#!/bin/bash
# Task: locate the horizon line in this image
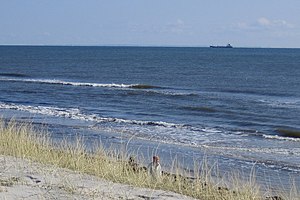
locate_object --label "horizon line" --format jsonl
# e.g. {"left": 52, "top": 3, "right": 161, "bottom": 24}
{"left": 0, "top": 44, "right": 298, "bottom": 49}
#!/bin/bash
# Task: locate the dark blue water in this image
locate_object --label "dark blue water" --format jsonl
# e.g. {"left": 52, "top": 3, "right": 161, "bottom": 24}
{"left": 1, "top": 46, "right": 300, "bottom": 191}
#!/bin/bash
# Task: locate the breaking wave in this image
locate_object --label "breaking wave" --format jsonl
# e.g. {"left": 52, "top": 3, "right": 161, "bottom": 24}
{"left": 0, "top": 77, "right": 160, "bottom": 89}
{"left": 0, "top": 102, "right": 183, "bottom": 129}
{"left": 263, "top": 134, "right": 300, "bottom": 142}
{"left": 0, "top": 102, "right": 225, "bottom": 147}
{"left": 276, "top": 128, "right": 300, "bottom": 138}
{"left": 0, "top": 77, "right": 198, "bottom": 97}
{"left": 0, "top": 73, "right": 28, "bottom": 77}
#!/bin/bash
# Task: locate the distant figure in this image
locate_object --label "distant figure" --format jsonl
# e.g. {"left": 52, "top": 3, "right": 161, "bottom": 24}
{"left": 127, "top": 156, "right": 147, "bottom": 173}
{"left": 128, "top": 156, "right": 139, "bottom": 172}
{"left": 148, "top": 156, "right": 162, "bottom": 179}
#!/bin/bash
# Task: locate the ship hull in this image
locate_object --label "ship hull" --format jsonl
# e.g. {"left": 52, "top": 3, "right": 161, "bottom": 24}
{"left": 210, "top": 46, "right": 233, "bottom": 48}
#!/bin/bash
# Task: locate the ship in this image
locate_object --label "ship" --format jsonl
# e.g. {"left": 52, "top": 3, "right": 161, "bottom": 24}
{"left": 210, "top": 44, "right": 233, "bottom": 48}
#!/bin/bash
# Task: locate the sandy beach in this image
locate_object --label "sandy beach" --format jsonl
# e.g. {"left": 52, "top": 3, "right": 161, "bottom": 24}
{"left": 0, "top": 155, "right": 195, "bottom": 200}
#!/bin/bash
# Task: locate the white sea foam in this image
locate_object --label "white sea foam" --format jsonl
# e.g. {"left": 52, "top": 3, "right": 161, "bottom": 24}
{"left": 2, "top": 101, "right": 300, "bottom": 173}
{"left": 257, "top": 99, "right": 300, "bottom": 109}
{"left": 0, "top": 102, "right": 183, "bottom": 129}
{"left": 3, "top": 101, "right": 299, "bottom": 147}
{"left": 0, "top": 102, "right": 213, "bottom": 148}
{"left": 0, "top": 77, "right": 201, "bottom": 97}
{"left": 0, "top": 77, "right": 152, "bottom": 89}
{"left": 201, "top": 127, "right": 222, "bottom": 133}
{"left": 149, "top": 90, "right": 196, "bottom": 96}
{"left": 263, "top": 134, "right": 300, "bottom": 142}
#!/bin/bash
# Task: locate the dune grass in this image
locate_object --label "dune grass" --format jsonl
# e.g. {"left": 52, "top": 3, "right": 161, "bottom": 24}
{"left": 0, "top": 119, "right": 298, "bottom": 200}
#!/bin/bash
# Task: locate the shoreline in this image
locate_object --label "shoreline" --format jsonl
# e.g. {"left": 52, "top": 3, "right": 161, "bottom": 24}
{"left": 0, "top": 113, "right": 299, "bottom": 194}
{"left": 1, "top": 119, "right": 299, "bottom": 199}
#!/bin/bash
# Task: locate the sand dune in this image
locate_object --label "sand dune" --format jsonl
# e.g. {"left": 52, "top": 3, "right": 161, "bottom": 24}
{"left": 0, "top": 155, "right": 195, "bottom": 200}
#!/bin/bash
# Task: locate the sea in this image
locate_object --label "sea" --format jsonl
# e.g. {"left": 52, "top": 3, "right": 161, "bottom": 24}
{"left": 0, "top": 46, "right": 299, "bottom": 192}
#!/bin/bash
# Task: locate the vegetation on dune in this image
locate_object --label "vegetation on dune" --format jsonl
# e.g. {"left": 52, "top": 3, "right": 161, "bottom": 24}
{"left": 0, "top": 119, "right": 298, "bottom": 200}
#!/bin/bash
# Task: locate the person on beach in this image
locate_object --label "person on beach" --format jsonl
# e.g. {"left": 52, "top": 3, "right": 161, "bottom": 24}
{"left": 128, "top": 156, "right": 139, "bottom": 172}
{"left": 148, "top": 156, "right": 162, "bottom": 179}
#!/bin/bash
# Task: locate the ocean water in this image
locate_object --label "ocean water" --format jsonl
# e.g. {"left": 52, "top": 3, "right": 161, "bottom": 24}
{"left": 0, "top": 46, "right": 300, "bottom": 191}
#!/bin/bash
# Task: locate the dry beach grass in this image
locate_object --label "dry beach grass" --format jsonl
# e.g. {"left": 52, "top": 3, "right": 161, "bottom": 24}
{"left": 0, "top": 119, "right": 298, "bottom": 200}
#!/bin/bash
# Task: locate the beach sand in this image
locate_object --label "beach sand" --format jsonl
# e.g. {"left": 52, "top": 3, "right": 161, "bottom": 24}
{"left": 0, "top": 155, "right": 195, "bottom": 200}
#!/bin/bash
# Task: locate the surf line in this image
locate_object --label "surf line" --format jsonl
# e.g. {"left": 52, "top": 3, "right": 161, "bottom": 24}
{"left": 0, "top": 102, "right": 184, "bottom": 129}
{"left": 0, "top": 78, "right": 159, "bottom": 89}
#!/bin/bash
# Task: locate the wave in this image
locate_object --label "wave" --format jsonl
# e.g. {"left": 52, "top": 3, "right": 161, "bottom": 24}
{"left": 0, "top": 73, "right": 28, "bottom": 77}
{"left": 126, "top": 90, "right": 198, "bottom": 98}
{"left": 1, "top": 103, "right": 228, "bottom": 149}
{"left": 2, "top": 101, "right": 300, "bottom": 174}
{"left": 257, "top": 99, "right": 300, "bottom": 109}
{"left": 181, "top": 106, "right": 217, "bottom": 113}
{"left": 219, "top": 88, "right": 290, "bottom": 98}
{"left": 0, "top": 102, "right": 255, "bottom": 139}
{"left": 263, "top": 134, "right": 300, "bottom": 142}
{"left": 0, "top": 77, "right": 160, "bottom": 89}
{"left": 129, "top": 84, "right": 159, "bottom": 89}
{"left": 0, "top": 102, "right": 184, "bottom": 129}
{"left": 276, "top": 128, "right": 300, "bottom": 138}
{"left": 0, "top": 77, "right": 199, "bottom": 97}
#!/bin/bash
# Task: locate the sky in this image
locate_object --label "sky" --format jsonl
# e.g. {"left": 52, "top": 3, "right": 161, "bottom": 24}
{"left": 0, "top": 0, "right": 300, "bottom": 48}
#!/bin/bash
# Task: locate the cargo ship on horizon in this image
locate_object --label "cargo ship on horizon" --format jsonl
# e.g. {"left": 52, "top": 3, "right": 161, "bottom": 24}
{"left": 210, "top": 44, "right": 233, "bottom": 48}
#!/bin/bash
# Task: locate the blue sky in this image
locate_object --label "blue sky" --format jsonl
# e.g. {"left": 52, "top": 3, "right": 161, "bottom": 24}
{"left": 1, "top": 0, "right": 299, "bottom": 48}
